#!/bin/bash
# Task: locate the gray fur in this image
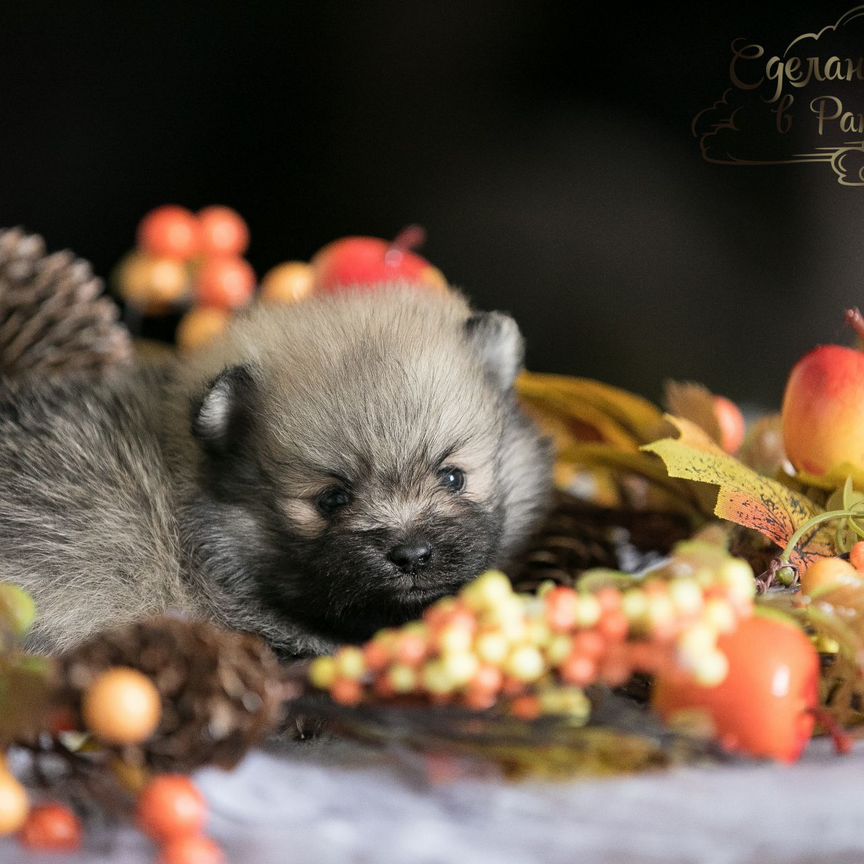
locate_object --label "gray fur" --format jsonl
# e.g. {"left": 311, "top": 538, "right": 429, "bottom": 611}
{"left": 1, "top": 287, "right": 552, "bottom": 656}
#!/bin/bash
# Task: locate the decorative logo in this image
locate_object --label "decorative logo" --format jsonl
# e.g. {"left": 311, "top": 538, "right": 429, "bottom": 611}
{"left": 694, "top": 6, "right": 864, "bottom": 185}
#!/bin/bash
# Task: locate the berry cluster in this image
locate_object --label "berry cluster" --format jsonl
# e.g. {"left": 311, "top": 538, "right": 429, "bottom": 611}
{"left": 308, "top": 541, "right": 757, "bottom": 717}
{"left": 116, "top": 204, "right": 255, "bottom": 351}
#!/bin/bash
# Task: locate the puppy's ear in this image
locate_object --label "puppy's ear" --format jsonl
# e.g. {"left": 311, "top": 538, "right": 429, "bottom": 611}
{"left": 464, "top": 311, "right": 524, "bottom": 390}
{"left": 191, "top": 364, "right": 257, "bottom": 453}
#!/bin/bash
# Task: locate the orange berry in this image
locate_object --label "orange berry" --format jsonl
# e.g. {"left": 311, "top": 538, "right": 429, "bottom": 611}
{"left": 510, "top": 695, "right": 542, "bottom": 721}
{"left": 545, "top": 587, "right": 580, "bottom": 631}
{"left": 330, "top": 678, "right": 364, "bottom": 706}
{"left": 597, "top": 609, "right": 629, "bottom": 642}
{"left": 463, "top": 687, "right": 497, "bottom": 711}
{"left": 595, "top": 587, "right": 622, "bottom": 613}
{"left": 373, "top": 675, "right": 396, "bottom": 698}
{"left": 196, "top": 257, "right": 256, "bottom": 309}
{"left": 851, "top": 542, "right": 864, "bottom": 572}
{"left": 571, "top": 629, "right": 606, "bottom": 660}
{"left": 82, "top": 667, "right": 161, "bottom": 745}
{"left": 394, "top": 633, "right": 428, "bottom": 666}
{"left": 363, "top": 641, "right": 391, "bottom": 671}
{"left": 138, "top": 206, "right": 200, "bottom": 260}
{"left": 800, "top": 556, "right": 860, "bottom": 596}
{"left": 560, "top": 653, "right": 597, "bottom": 687}
{"left": 260, "top": 262, "right": 315, "bottom": 305}
{"left": 20, "top": 803, "right": 82, "bottom": 852}
{"left": 197, "top": 206, "right": 249, "bottom": 257}
{"left": 0, "top": 770, "right": 28, "bottom": 835}
{"left": 158, "top": 834, "right": 226, "bottom": 864}
{"left": 470, "top": 664, "right": 504, "bottom": 695}
{"left": 137, "top": 775, "right": 207, "bottom": 843}
{"left": 176, "top": 307, "right": 231, "bottom": 353}
{"left": 598, "top": 646, "right": 632, "bottom": 686}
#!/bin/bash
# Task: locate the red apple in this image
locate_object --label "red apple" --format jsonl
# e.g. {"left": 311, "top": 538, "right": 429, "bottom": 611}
{"left": 312, "top": 227, "right": 447, "bottom": 293}
{"left": 653, "top": 614, "right": 819, "bottom": 762}
{"left": 782, "top": 344, "right": 864, "bottom": 476}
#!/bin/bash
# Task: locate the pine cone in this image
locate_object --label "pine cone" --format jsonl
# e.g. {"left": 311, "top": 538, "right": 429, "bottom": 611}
{"left": 58, "top": 616, "right": 285, "bottom": 772}
{"left": 510, "top": 491, "right": 692, "bottom": 593}
{"left": 0, "top": 228, "right": 133, "bottom": 378}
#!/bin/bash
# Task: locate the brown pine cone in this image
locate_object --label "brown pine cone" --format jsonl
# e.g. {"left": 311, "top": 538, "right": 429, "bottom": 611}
{"left": 509, "top": 491, "right": 692, "bottom": 593}
{"left": 57, "top": 616, "right": 285, "bottom": 772}
{"left": 0, "top": 227, "right": 133, "bottom": 378}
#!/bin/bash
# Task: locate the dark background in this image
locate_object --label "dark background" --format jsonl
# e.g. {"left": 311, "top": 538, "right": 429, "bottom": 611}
{"left": 0, "top": 1, "right": 860, "bottom": 405}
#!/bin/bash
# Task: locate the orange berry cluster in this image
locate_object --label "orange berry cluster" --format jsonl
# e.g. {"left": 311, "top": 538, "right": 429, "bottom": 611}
{"left": 116, "top": 204, "right": 258, "bottom": 351}
{"left": 309, "top": 541, "right": 757, "bottom": 717}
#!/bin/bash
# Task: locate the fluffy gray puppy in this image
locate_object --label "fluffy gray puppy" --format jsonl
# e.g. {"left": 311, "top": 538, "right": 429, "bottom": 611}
{"left": 0, "top": 288, "right": 552, "bottom": 656}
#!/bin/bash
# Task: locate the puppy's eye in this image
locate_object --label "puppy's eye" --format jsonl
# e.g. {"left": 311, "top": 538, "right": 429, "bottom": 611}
{"left": 317, "top": 486, "right": 351, "bottom": 515}
{"left": 437, "top": 466, "right": 465, "bottom": 493}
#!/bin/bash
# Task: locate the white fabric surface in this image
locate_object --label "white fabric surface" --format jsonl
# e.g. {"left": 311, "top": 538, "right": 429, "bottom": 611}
{"left": 1, "top": 737, "right": 861, "bottom": 864}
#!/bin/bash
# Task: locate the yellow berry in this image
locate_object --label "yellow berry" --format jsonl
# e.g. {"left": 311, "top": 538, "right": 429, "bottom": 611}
{"left": 387, "top": 664, "right": 418, "bottom": 694}
{"left": 505, "top": 645, "right": 546, "bottom": 682}
{"left": 335, "top": 647, "right": 366, "bottom": 681}
{"left": 692, "top": 649, "right": 729, "bottom": 686}
{"left": 676, "top": 623, "right": 718, "bottom": 668}
{"left": 475, "top": 630, "right": 510, "bottom": 665}
{"left": 441, "top": 652, "right": 479, "bottom": 687}
{"left": 421, "top": 661, "right": 455, "bottom": 695}
{"left": 668, "top": 578, "right": 704, "bottom": 616}
{"left": 309, "top": 656, "right": 338, "bottom": 690}
{"left": 436, "top": 625, "right": 473, "bottom": 655}
{"left": 544, "top": 633, "right": 573, "bottom": 665}
{"left": 176, "top": 306, "right": 230, "bottom": 352}
{"left": 575, "top": 594, "right": 601, "bottom": 628}
{"left": 460, "top": 570, "right": 513, "bottom": 611}
{"left": 260, "top": 261, "right": 315, "bottom": 304}
{"left": 0, "top": 770, "right": 28, "bottom": 835}
{"left": 82, "top": 667, "right": 162, "bottom": 745}
{"left": 703, "top": 598, "right": 736, "bottom": 634}
{"left": 716, "top": 559, "right": 756, "bottom": 603}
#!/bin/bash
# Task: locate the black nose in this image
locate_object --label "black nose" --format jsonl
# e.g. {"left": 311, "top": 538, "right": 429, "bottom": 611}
{"left": 387, "top": 540, "right": 432, "bottom": 571}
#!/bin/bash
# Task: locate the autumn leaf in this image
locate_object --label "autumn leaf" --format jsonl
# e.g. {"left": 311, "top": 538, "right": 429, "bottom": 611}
{"left": 642, "top": 416, "right": 834, "bottom": 566}
{"left": 664, "top": 381, "right": 723, "bottom": 446}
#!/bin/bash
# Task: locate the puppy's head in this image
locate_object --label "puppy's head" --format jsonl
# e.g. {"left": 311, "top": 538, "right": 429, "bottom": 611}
{"left": 184, "top": 289, "right": 535, "bottom": 642}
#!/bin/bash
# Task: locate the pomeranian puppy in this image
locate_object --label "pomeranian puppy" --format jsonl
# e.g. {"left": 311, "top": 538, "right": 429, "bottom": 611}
{"left": 0, "top": 287, "right": 552, "bottom": 655}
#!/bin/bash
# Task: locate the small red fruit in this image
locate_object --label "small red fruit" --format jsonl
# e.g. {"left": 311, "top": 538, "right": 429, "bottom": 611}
{"left": 782, "top": 343, "right": 864, "bottom": 477}
{"left": 800, "top": 556, "right": 860, "bottom": 595}
{"left": 158, "top": 835, "right": 225, "bottom": 864}
{"left": 20, "top": 803, "right": 82, "bottom": 852}
{"left": 197, "top": 206, "right": 249, "bottom": 257}
{"left": 653, "top": 614, "right": 819, "bottom": 762}
{"left": 138, "top": 206, "right": 200, "bottom": 260}
{"left": 137, "top": 775, "right": 207, "bottom": 842}
{"left": 713, "top": 395, "right": 746, "bottom": 454}
{"left": 196, "top": 257, "right": 256, "bottom": 309}
{"left": 850, "top": 541, "right": 864, "bottom": 572}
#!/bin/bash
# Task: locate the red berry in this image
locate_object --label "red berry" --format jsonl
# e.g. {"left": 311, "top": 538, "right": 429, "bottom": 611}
{"left": 20, "top": 803, "right": 82, "bottom": 852}
{"left": 158, "top": 835, "right": 225, "bottom": 864}
{"left": 330, "top": 678, "right": 363, "bottom": 706}
{"left": 510, "top": 695, "right": 542, "bottom": 721}
{"left": 197, "top": 206, "right": 250, "bottom": 257}
{"left": 713, "top": 395, "right": 746, "bottom": 454}
{"left": 653, "top": 615, "right": 820, "bottom": 762}
{"left": 138, "top": 206, "right": 199, "bottom": 260}
{"left": 571, "top": 629, "right": 606, "bottom": 659}
{"left": 137, "top": 776, "right": 207, "bottom": 842}
{"left": 196, "top": 257, "right": 256, "bottom": 309}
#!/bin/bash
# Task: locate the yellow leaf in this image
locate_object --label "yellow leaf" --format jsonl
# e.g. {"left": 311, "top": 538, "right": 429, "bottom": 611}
{"left": 642, "top": 416, "right": 833, "bottom": 565}
{"left": 517, "top": 373, "right": 666, "bottom": 446}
